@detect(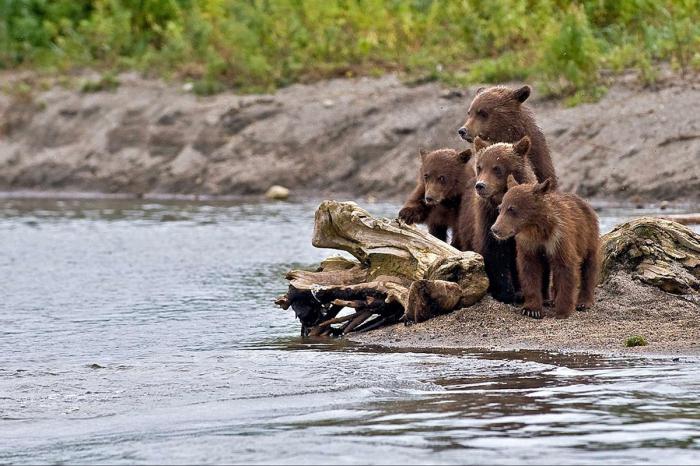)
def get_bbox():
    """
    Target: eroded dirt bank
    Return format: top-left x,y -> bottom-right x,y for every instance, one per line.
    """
1,72 -> 699,201
350,272 -> 700,356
